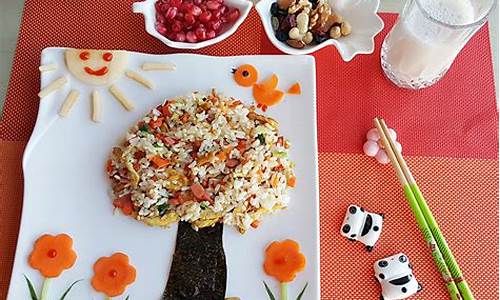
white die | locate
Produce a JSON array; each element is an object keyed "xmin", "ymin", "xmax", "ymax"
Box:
[
  {"xmin": 340, "ymin": 204, "xmax": 383, "ymax": 251},
  {"xmin": 374, "ymin": 253, "xmax": 422, "ymax": 300}
]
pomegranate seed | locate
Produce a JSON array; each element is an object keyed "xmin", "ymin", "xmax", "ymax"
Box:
[
  {"xmin": 195, "ymin": 26, "xmax": 207, "ymax": 40},
  {"xmin": 170, "ymin": 0, "xmax": 182, "ymax": 8},
  {"xmin": 206, "ymin": 29, "xmax": 216, "ymax": 39},
  {"xmin": 165, "ymin": 7, "xmax": 178, "ymax": 19},
  {"xmin": 155, "ymin": 0, "xmax": 240, "ymax": 43},
  {"xmin": 160, "ymin": 3, "xmax": 171, "ymax": 12},
  {"xmin": 186, "ymin": 31, "xmax": 198, "ymax": 42},
  {"xmin": 190, "ymin": 5, "xmax": 202, "ymax": 16},
  {"xmin": 225, "ymin": 8, "xmax": 240, "ymax": 22},
  {"xmin": 181, "ymin": 2, "xmax": 194, "ymax": 12},
  {"xmin": 156, "ymin": 12, "xmax": 166, "ymax": 23},
  {"xmin": 171, "ymin": 20, "xmax": 183, "ymax": 32},
  {"xmin": 199, "ymin": 11, "xmax": 212, "ymax": 23},
  {"xmin": 176, "ymin": 11, "xmax": 185, "ymax": 19},
  {"xmin": 164, "ymin": 31, "xmax": 176, "ymax": 40},
  {"xmin": 175, "ymin": 32, "xmax": 187, "ymax": 42},
  {"xmin": 206, "ymin": 0, "xmax": 220, "ymax": 10},
  {"xmin": 208, "ymin": 20, "xmax": 222, "ymax": 31},
  {"xmin": 156, "ymin": 23, "xmax": 168, "ymax": 35},
  {"xmin": 211, "ymin": 9, "xmax": 223, "ymax": 20},
  {"xmin": 184, "ymin": 13, "xmax": 196, "ymax": 25},
  {"xmin": 155, "ymin": 1, "xmax": 163, "ymax": 11}
]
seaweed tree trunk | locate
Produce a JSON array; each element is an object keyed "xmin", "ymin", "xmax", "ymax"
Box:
[{"xmin": 163, "ymin": 222, "xmax": 227, "ymax": 300}]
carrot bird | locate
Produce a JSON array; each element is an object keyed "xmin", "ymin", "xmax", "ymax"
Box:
[{"xmin": 232, "ymin": 64, "xmax": 301, "ymax": 112}]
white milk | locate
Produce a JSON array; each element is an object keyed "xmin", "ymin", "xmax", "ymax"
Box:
[{"xmin": 382, "ymin": 0, "xmax": 476, "ymax": 83}]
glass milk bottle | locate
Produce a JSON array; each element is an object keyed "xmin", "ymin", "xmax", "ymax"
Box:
[{"xmin": 381, "ymin": 0, "xmax": 496, "ymax": 89}]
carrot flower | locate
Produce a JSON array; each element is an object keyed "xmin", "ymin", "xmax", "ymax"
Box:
[
  {"xmin": 91, "ymin": 252, "xmax": 136, "ymax": 297},
  {"xmin": 264, "ymin": 239, "xmax": 306, "ymax": 283},
  {"xmin": 28, "ymin": 233, "xmax": 77, "ymax": 278},
  {"xmin": 263, "ymin": 239, "xmax": 307, "ymax": 300}
]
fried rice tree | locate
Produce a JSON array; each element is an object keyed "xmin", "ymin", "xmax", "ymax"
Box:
[{"xmin": 107, "ymin": 92, "xmax": 295, "ymax": 299}]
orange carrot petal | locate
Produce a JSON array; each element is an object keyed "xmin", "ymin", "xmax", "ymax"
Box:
[
  {"xmin": 28, "ymin": 233, "xmax": 77, "ymax": 278},
  {"xmin": 91, "ymin": 253, "xmax": 136, "ymax": 297},
  {"xmin": 263, "ymin": 239, "xmax": 306, "ymax": 283}
]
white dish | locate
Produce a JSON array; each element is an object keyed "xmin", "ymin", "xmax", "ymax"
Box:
[
  {"xmin": 133, "ymin": 0, "xmax": 253, "ymax": 49},
  {"xmin": 7, "ymin": 49, "xmax": 320, "ymax": 299},
  {"xmin": 255, "ymin": 0, "xmax": 384, "ymax": 61}
]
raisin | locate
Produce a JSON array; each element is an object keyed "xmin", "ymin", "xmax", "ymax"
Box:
[{"xmin": 275, "ymin": 30, "xmax": 288, "ymax": 42}]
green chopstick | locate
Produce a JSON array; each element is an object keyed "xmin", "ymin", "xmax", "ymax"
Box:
[
  {"xmin": 377, "ymin": 118, "xmax": 474, "ymax": 300},
  {"xmin": 374, "ymin": 118, "xmax": 465, "ymax": 300}
]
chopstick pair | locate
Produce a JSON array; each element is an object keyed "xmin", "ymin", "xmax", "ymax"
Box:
[{"xmin": 373, "ymin": 117, "xmax": 474, "ymax": 300}]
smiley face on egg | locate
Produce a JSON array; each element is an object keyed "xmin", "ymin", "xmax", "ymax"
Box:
[{"xmin": 65, "ymin": 49, "xmax": 129, "ymax": 85}]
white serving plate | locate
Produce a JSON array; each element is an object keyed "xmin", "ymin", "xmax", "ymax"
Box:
[
  {"xmin": 255, "ymin": 0, "xmax": 384, "ymax": 61},
  {"xmin": 7, "ymin": 49, "xmax": 320, "ymax": 299},
  {"xmin": 133, "ymin": 0, "xmax": 253, "ymax": 49}
]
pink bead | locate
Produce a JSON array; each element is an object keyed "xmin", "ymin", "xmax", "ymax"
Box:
[
  {"xmin": 387, "ymin": 128, "xmax": 397, "ymax": 141},
  {"xmin": 366, "ymin": 128, "xmax": 380, "ymax": 141},
  {"xmin": 363, "ymin": 141, "xmax": 379, "ymax": 157},
  {"xmin": 375, "ymin": 151, "xmax": 390, "ymax": 164},
  {"xmin": 394, "ymin": 141, "xmax": 402, "ymax": 153}
]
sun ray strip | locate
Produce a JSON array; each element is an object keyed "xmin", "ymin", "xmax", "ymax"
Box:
[
  {"xmin": 39, "ymin": 64, "xmax": 57, "ymax": 72},
  {"xmin": 125, "ymin": 70, "xmax": 154, "ymax": 89},
  {"xmin": 38, "ymin": 76, "xmax": 67, "ymax": 98},
  {"xmin": 91, "ymin": 90, "xmax": 101, "ymax": 122},
  {"xmin": 141, "ymin": 62, "xmax": 176, "ymax": 71},
  {"xmin": 59, "ymin": 90, "xmax": 80, "ymax": 117},
  {"xmin": 109, "ymin": 85, "xmax": 135, "ymax": 111}
]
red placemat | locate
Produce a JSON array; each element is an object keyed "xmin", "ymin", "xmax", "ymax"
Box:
[{"xmin": 0, "ymin": 0, "xmax": 498, "ymax": 299}]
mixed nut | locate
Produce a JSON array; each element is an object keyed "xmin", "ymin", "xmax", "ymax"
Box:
[{"xmin": 270, "ymin": 0, "xmax": 352, "ymax": 49}]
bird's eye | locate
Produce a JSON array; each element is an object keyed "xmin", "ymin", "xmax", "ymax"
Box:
[
  {"xmin": 103, "ymin": 52, "xmax": 113, "ymax": 62},
  {"xmin": 79, "ymin": 51, "xmax": 90, "ymax": 60}
]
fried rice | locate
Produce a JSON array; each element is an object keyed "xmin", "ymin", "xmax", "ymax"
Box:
[{"xmin": 106, "ymin": 91, "xmax": 296, "ymax": 233}]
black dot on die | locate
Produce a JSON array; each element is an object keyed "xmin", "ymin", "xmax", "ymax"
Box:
[
  {"xmin": 402, "ymin": 287, "xmax": 407, "ymax": 293},
  {"xmin": 242, "ymin": 70, "xmax": 249, "ymax": 77},
  {"xmin": 342, "ymin": 224, "xmax": 351, "ymax": 233},
  {"xmin": 373, "ymin": 226, "xmax": 379, "ymax": 231},
  {"xmin": 379, "ymin": 273, "xmax": 385, "ymax": 280},
  {"xmin": 349, "ymin": 206, "xmax": 357, "ymax": 214},
  {"xmin": 350, "ymin": 234, "xmax": 356, "ymax": 238}
]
